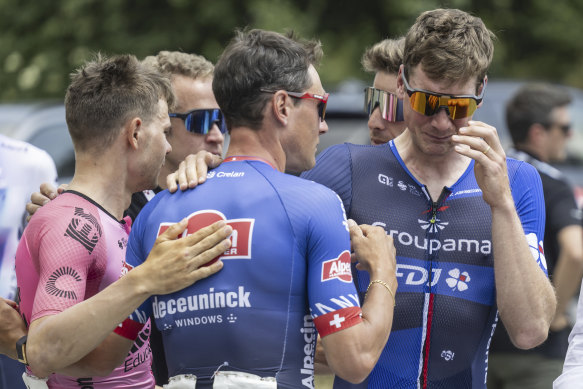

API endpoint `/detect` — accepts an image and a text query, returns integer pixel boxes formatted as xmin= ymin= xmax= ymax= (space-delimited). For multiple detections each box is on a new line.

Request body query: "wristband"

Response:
xmin=365 ymin=279 xmax=396 ymax=305
xmin=113 ymin=318 xmax=144 ymax=340
xmin=16 ymin=335 xmax=28 ymax=365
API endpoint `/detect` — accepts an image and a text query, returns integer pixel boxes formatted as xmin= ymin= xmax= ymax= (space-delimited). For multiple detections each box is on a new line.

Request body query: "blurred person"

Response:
xmin=12 ymin=54 xmax=232 ymax=388
xmin=362 ymin=37 xmax=407 ymax=145
xmin=303 ymin=8 xmax=555 ymax=388
xmin=0 ymin=134 xmax=57 ymax=388
xmin=488 ymin=83 xmax=583 ymax=389
xmin=554 ymin=282 xmax=583 ymax=388
xmin=125 ymin=29 xmax=397 ymax=388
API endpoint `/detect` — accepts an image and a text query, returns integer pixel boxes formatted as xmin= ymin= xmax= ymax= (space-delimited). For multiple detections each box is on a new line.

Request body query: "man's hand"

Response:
xmin=134 ymin=219 xmax=233 ymax=295
xmin=452 ymin=121 xmax=511 ymax=207
xmin=25 ymin=183 xmax=67 ymax=222
xmin=166 ymin=151 xmax=224 ymax=193
xmin=0 ymin=298 xmax=27 ymax=360
xmin=349 ymin=220 xmax=396 ymax=279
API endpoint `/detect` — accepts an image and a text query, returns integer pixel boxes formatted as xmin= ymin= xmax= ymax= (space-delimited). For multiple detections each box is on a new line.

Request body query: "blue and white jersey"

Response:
xmin=126 ymin=158 xmax=363 ymax=389
xmin=0 ymin=135 xmax=57 ymax=300
xmin=302 ymin=141 xmax=546 ymax=389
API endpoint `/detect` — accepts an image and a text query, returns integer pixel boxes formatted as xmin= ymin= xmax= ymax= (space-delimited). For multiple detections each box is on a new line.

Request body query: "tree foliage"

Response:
xmin=1 ymin=0 xmax=582 ymax=101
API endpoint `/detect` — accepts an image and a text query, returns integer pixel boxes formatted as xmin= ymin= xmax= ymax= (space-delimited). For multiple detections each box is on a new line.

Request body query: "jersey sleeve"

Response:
xmin=31 ymin=209 xmax=103 ymax=321
xmin=301 ymin=144 xmax=354 ymax=214
xmin=508 ymin=160 xmax=548 ymax=275
xmin=304 ymin=185 xmax=362 ymax=337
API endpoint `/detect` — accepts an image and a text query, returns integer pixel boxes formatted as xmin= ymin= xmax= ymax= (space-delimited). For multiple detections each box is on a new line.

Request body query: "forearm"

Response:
xmin=27 ymin=270 xmax=150 ymax=377
xmin=492 ymin=202 xmax=556 ymax=348
xmin=322 ymin=271 xmax=397 ymax=383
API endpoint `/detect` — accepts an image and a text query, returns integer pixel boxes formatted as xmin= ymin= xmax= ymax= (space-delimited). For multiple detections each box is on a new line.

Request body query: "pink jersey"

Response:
xmin=15 ymin=191 xmax=154 ymax=389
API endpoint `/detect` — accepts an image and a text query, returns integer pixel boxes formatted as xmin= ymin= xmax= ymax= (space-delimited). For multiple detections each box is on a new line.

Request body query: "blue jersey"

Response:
xmin=301 ymin=141 xmax=546 ymax=389
xmin=126 ymin=158 xmax=363 ymax=389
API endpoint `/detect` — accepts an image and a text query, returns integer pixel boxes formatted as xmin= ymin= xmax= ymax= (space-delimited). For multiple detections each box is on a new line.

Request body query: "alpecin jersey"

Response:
xmin=301 ymin=141 xmax=546 ymax=389
xmin=15 ymin=191 xmax=154 ymax=388
xmin=126 ymin=158 xmax=363 ymax=389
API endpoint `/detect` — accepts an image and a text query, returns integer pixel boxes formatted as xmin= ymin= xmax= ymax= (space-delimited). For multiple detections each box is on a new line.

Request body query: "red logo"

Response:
xmin=321 ymin=251 xmax=352 ymax=283
xmin=120 ymin=261 xmax=134 ymax=278
xmin=157 ymin=210 xmax=254 ymax=266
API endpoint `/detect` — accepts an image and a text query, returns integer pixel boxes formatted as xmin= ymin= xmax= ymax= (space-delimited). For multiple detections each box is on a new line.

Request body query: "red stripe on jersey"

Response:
xmin=114 ymin=317 xmax=145 ymax=340
xmin=314 ymin=306 xmax=362 ymax=337
xmin=422 ymin=293 xmax=435 ymax=389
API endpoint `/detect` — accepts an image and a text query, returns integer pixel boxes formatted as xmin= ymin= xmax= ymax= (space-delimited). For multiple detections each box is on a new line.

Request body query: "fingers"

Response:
xmin=183 ymin=222 xmax=233 ymax=259
xmin=57 ymin=183 xmax=68 ymax=194
xmin=156 ymin=218 xmax=189 ymax=242
xmin=40 ymin=182 xmax=58 ymax=199
xmin=452 ymin=121 xmax=506 ymax=164
xmin=166 ymin=171 xmax=179 ymax=193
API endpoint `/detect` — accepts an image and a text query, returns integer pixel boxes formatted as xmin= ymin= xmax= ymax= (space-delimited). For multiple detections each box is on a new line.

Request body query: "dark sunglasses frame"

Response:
xmin=260 ymin=89 xmax=329 ymax=121
xmin=401 ymin=71 xmax=486 ymax=119
xmin=169 ymin=108 xmax=227 ymax=134
xmin=364 ymin=87 xmax=404 ymax=122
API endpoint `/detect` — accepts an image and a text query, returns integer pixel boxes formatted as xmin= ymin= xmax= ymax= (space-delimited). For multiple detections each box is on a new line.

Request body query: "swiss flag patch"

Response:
xmin=157 ymin=210 xmax=254 ymax=266
xmin=321 ymin=251 xmax=352 ymax=283
xmin=314 ymin=307 xmax=362 ymax=337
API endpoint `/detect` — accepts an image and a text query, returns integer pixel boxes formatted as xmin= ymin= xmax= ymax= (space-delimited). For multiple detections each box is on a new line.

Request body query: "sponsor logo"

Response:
xmin=76 ymin=377 xmax=95 ymax=388
xmin=45 ymin=266 xmax=82 ymax=300
xmin=397 ymin=181 xmax=407 ymax=191
xmin=526 ymin=233 xmax=547 ymax=271
xmin=446 ymin=268 xmax=471 ymax=291
xmin=174 ymin=315 xmax=223 ymax=328
xmin=120 ymin=261 xmax=133 ymax=277
xmin=152 ymin=286 xmax=251 ymax=319
xmin=396 ymin=264 xmax=442 ymax=287
xmin=64 ymin=207 xmax=102 ymax=254
xmin=336 ymin=194 xmax=349 ymax=232
xmin=321 ymin=251 xmax=352 ymax=283
xmin=117 ymin=237 xmax=128 ymax=250
xmin=227 ymin=313 xmax=237 ymax=323
xmin=300 ymin=315 xmax=316 ymax=389
xmin=378 ymin=174 xmax=393 ymax=187
xmin=441 ymin=350 xmax=455 ymax=361
xmin=207 ymin=171 xmax=216 ymax=179
xmin=418 ymin=217 xmax=449 ymax=234
xmin=158 ymin=210 xmax=254 ymax=264
xmin=217 ymin=171 xmax=244 ymax=178
xmin=125 ymin=323 xmax=151 ymax=372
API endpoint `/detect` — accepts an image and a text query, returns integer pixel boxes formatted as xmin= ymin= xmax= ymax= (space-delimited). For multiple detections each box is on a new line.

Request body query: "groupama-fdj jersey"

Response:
xmin=15 ymin=191 xmax=154 ymax=388
xmin=126 ymin=158 xmax=362 ymax=389
xmin=301 ymin=141 xmax=547 ymax=389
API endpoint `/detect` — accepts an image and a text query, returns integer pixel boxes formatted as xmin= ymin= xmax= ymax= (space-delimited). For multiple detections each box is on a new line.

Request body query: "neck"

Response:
xmin=157 ymin=163 xmax=172 ymax=190
xmin=67 ymin=150 xmax=134 ymax=220
xmin=225 ymin=126 xmax=285 ymax=172
xmin=516 ymin=145 xmax=545 ymax=162
xmin=394 ymin=130 xmax=471 ymax=200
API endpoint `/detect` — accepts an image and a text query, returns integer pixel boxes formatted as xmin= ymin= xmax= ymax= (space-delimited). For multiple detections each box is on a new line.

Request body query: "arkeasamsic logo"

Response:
xmin=321 ymin=251 xmax=352 ymax=283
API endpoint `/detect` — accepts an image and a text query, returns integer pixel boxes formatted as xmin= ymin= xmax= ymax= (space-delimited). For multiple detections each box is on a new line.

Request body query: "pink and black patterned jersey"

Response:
xmin=15 ymin=191 xmax=154 ymax=389
xmin=126 ymin=158 xmax=362 ymax=389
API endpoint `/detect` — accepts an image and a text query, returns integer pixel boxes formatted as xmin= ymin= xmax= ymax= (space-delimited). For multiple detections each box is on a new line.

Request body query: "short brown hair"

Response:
xmin=65 ymin=54 xmax=175 ymax=153
xmin=143 ymin=51 xmax=214 ymax=80
xmin=213 ymin=29 xmax=323 ymax=130
xmin=404 ymin=9 xmax=495 ymax=88
xmin=362 ymin=37 xmax=405 ymax=75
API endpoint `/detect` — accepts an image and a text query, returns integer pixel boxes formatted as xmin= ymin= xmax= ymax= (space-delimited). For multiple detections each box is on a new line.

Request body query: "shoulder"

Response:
xmin=0 ymin=135 xmax=57 ymax=181
xmin=506 ymin=157 xmax=541 ymax=185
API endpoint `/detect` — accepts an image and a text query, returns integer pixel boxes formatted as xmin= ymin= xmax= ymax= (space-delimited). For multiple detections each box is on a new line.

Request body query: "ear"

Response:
xmin=271 ymin=91 xmax=291 ymax=126
xmin=476 ymin=75 xmax=488 ymax=108
xmin=528 ymin=123 xmax=547 ymax=144
xmin=396 ymin=65 xmax=407 ymax=100
xmin=126 ymin=117 xmax=142 ymax=150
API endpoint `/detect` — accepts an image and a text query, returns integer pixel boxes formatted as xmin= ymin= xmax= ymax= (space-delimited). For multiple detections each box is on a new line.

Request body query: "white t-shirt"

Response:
xmin=554 ymin=283 xmax=583 ymax=388
xmin=0 ymin=134 xmax=57 ymax=299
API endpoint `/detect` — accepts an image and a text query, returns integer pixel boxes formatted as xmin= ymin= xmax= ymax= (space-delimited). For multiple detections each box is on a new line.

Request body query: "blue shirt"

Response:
xmin=127 ymin=158 xmax=363 ymax=389
xmin=302 ymin=141 xmax=546 ymax=389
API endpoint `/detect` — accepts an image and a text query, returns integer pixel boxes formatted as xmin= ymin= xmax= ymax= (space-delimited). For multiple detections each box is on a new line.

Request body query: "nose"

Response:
xmin=319 ymin=118 xmax=329 ymax=135
xmin=206 ymin=124 xmax=225 ymax=144
xmin=431 ymin=108 xmax=453 ymax=131
xmin=367 ymin=107 xmax=384 ymax=132
xmin=165 ymin=138 xmax=172 ymax=155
